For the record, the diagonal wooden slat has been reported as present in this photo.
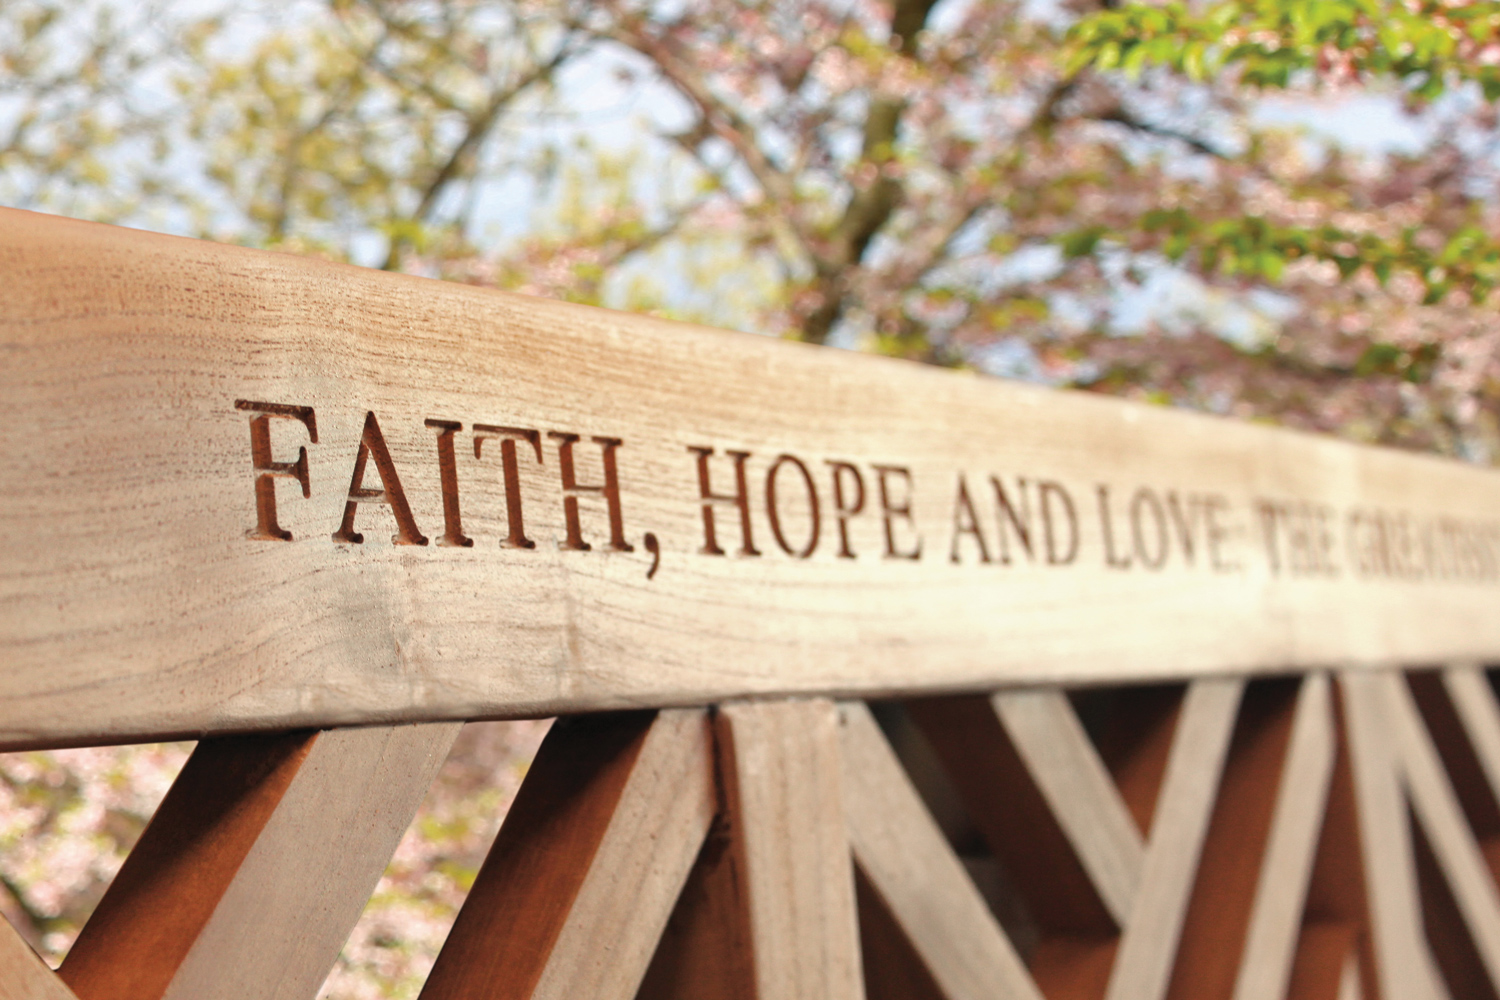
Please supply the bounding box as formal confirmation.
[1384,672,1500,990]
[1231,673,1338,1000]
[839,701,1043,1000]
[528,709,714,1000]
[1104,677,1243,1000]
[854,864,948,1000]
[1410,808,1500,1000]
[1280,683,1378,1000]
[1340,670,1450,1000]
[59,723,459,1000]
[421,708,714,1000]
[1440,665,1500,833]
[164,723,459,1000]
[1,916,78,1000]
[1166,678,1310,1000]
[1404,669,1500,997]
[906,693,1119,946]
[1336,951,1364,1000]
[715,699,864,1000]
[635,817,757,1000]
[993,689,1144,928]
[1408,670,1500,882]
[60,731,316,999]
[907,688,1179,1000]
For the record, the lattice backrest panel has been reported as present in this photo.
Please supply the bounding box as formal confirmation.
[7,672,1500,1000]
[4,210,1500,999]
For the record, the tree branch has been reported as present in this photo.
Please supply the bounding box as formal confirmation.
[1096,106,1230,159]
[382,32,586,270]
[608,18,815,269]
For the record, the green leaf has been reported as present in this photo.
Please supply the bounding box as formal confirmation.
[1060,225,1110,257]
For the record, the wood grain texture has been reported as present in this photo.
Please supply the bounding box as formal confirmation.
[421,709,712,1000]
[1406,670,1500,878]
[4,209,1500,745]
[1232,674,1338,1000]
[528,709,715,1000]
[60,731,318,1000]
[635,819,757,1000]
[839,701,1042,1000]
[0,918,77,1000]
[853,866,948,1000]
[160,723,459,1000]
[1105,678,1243,1000]
[59,723,457,1000]
[1410,811,1500,1000]
[716,699,864,1000]
[1280,682,1377,1000]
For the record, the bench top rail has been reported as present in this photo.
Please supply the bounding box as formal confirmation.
[2,207,1498,749]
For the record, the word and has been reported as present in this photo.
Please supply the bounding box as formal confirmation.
[237,400,1500,585]
[947,477,1238,573]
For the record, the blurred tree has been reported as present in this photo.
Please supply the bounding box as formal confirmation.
[3,0,597,257]
[9,0,1499,455]
[579,0,1500,457]
[0,2,180,221]
[181,0,592,264]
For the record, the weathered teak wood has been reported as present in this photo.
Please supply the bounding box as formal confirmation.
[1106,678,1242,1000]
[421,709,714,1000]
[1439,664,1500,851]
[4,209,1500,747]
[839,701,1042,1000]
[59,723,458,1000]
[908,691,1125,998]
[994,689,1144,928]
[0,918,77,1000]
[635,815,756,1000]
[1231,674,1338,1000]
[715,699,865,1000]
[7,208,1500,1000]
[1166,679,1305,1000]
[907,693,1121,937]
[1385,673,1500,994]
[1282,684,1379,1000]
[905,680,1247,1000]
[1341,671,1450,1000]
[852,868,948,1000]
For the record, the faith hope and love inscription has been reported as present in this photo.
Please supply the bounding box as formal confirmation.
[238,399,1500,587]
[17,209,1500,749]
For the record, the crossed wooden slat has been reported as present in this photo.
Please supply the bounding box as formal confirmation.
[7,669,1500,1000]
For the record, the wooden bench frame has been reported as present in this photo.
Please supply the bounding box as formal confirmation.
[3,208,1499,999]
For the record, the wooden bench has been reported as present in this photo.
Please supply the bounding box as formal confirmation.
[2,206,1499,1000]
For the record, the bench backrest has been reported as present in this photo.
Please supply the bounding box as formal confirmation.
[2,208,1499,1000]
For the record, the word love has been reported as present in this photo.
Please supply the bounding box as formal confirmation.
[237,399,1500,587]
